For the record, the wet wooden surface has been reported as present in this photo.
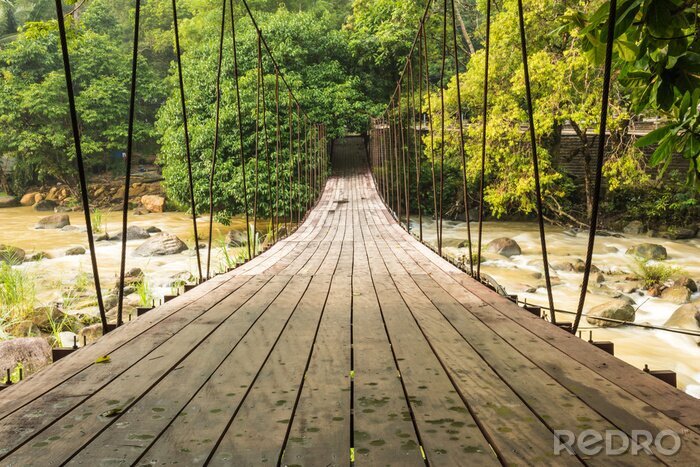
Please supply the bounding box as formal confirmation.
[1,138,699,466]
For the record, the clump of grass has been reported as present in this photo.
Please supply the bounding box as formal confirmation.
[135,276,154,307]
[91,208,105,234]
[45,309,77,348]
[631,258,684,289]
[0,258,37,323]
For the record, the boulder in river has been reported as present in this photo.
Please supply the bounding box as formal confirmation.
[111,225,150,241]
[146,226,162,234]
[133,233,188,256]
[664,303,700,331]
[0,245,25,264]
[623,220,646,235]
[573,259,599,273]
[33,199,58,212]
[25,251,50,262]
[673,277,697,293]
[20,192,38,206]
[660,285,691,304]
[140,195,165,213]
[586,299,636,327]
[0,195,19,208]
[660,226,697,240]
[35,213,70,229]
[65,246,86,256]
[486,237,521,257]
[625,243,667,261]
[0,337,52,374]
[226,230,248,247]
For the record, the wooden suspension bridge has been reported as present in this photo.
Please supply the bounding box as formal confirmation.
[0,138,698,466]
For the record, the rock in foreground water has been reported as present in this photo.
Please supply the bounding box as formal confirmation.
[133,233,188,256]
[625,243,667,260]
[660,285,691,304]
[586,299,636,327]
[486,237,521,257]
[0,195,19,208]
[35,213,70,229]
[111,225,150,241]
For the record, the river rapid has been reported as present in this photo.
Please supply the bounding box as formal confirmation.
[416,219,700,397]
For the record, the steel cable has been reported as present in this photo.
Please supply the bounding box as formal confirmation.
[171,0,203,282]
[572,0,619,334]
[116,0,142,326]
[205,0,227,280]
[476,0,491,280]
[54,0,108,334]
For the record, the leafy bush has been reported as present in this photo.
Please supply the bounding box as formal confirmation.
[0,260,36,323]
[631,258,684,289]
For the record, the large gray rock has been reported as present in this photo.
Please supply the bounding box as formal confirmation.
[586,299,636,327]
[674,277,697,293]
[660,285,691,304]
[660,226,697,240]
[0,195,19,208]
[0,245,25,264]
[664,303,700,331]
[133,233,188,256]
[0,337,52,375]
[111,225,150,241]
[33,199,58,212]
[226,230,248,247]
[35,213,70,229]
[623,220,645,235]
[625,243,667,261]
[486,237,521,257]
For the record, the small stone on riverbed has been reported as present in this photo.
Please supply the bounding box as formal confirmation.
[133,233,188,256]
[625,243,667,261]
[65,246,86,256]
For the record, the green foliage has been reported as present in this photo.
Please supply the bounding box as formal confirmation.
[156,6,371,222]
[0,2,166,193]
[91,208,104,233]
[631,257,684,288]
[0,260,36,323]
[569,0,700,188]
[135,276,154,308]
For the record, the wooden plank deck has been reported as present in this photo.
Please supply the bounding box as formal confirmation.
[1,137,699,466]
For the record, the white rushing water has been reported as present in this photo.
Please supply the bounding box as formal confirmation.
[416,218,700,397]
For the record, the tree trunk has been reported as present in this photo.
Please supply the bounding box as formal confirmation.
[455,3,476,55]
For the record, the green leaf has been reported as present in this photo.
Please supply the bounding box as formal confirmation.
[636,124,674,148]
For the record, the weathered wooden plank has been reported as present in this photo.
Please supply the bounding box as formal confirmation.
[135,274,312,465]
[210,274,335,465]
[281,272,352,466]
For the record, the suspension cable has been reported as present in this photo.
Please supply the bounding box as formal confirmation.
[228,0,251,261]
[438,0,448,256]
[54,0,108,334]
[572,0,619,334]
[258,34,273,246]
[205,0,227,280]
[416,25,424,242]
[116,0,142,326]
[422,26,440,254]
[516,0,556,323]
[274,69,281,242]
[476,0,491,280]
[171,0,203,282]
[450,0,473,276]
